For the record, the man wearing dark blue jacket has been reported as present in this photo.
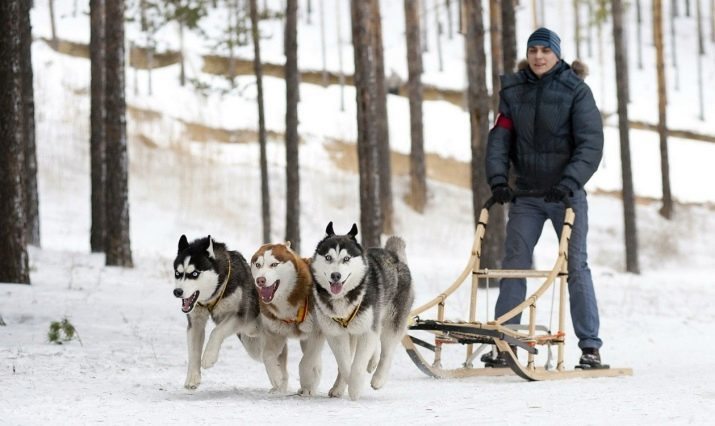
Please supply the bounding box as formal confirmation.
[484,27,607,369]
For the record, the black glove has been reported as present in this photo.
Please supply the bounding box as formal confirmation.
[544,184,571,203]
[491,184,514,204]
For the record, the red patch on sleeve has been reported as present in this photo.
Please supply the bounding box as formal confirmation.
[492,113,513,132]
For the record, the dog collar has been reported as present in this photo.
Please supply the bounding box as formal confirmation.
[281,296,309,325]
[199,253,231,312]
[332,300,362,328]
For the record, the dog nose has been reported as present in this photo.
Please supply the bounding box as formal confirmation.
[173,288,183,298]
[256,277,266,287]
[330,272,341,282]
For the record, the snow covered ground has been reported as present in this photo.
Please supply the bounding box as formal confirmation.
[2,1,715,424]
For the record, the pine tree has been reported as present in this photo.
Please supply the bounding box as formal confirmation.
[90,0,106,253]
[285,0,301,252]
[612,0,639,273]
[0,0,30,284]
[104,0,133,266]
[404,0,427,213]
[653,0,674,219]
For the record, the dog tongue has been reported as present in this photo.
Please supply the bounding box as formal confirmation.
[260,283,277,303]
[181,298,192,312]
[330,282,343,295]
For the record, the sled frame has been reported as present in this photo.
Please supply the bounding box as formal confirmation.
[402,194,633,381]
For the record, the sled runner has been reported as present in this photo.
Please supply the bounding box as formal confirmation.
[402,192,632,381]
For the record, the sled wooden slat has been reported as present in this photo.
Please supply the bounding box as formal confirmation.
[402,197,633,382]
[473,269,566,279]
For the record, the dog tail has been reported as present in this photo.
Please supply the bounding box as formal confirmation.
[385,236,407,264]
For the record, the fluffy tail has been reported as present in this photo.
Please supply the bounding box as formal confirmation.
[385,236,407,264]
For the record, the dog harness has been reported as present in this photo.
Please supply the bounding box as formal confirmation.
[332,300,362,328]
[281,296,309,325]
[199,253,231,312]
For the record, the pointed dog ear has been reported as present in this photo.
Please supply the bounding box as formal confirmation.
[348,223,358,239]
[206,235,215,259]
[178,235,189,253]
[325,221,335,236]
[285,241,292,249]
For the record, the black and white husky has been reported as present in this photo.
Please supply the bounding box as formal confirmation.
[310,222,414,400]
[173,235,262,389]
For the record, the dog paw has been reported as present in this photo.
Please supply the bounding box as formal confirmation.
[348,387,363,401]
[328,385,345,398]
[297,387,316,397]
[201,348,219,369]
[268,385,287,394]
[370,373,386,390]
[184,371,201,390]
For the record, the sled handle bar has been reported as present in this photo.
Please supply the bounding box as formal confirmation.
[483,189,573,210]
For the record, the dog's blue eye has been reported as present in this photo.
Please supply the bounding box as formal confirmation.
[325,255,332,262]
[191,271,199,278]
[175,271,180,278]
[343,256,350,263]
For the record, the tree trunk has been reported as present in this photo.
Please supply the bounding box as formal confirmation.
[90,0,106,253]
[49,0,58,48]
[351,0,382,248]
[685,0,691,17]
[320,0,327,86]
[672,0,679,16]
[531,0,538,28]
[501,0,516,73]
[285,0,301,251]
[653,0,673,219]
[20,0,39,247]
[696,0,705,121]
[612,0,639,274]
[0,0,30,284]
[104,0,133,267]
[574,0,582,59]
[670,0,679,91]
[446,0,454,39]
[404,0,427,213]
[179,20,186,86]
[371,0,393,234]
[636,0,643,69]
[337,0,345,111]
[434,0,444,71]
[464,0,504,270]
[489,0,502,118]
[421,0,429,52]
[250,0,271,244]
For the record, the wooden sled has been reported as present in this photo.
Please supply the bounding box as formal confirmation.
[403,193,633,381]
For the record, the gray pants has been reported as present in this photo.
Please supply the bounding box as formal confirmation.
[494,190,602,350]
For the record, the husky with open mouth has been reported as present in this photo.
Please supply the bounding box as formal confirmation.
[310,222,414,400]
[250,242,325,395]
[173,235,262,390]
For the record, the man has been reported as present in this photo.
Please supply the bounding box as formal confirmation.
[484,27,607,369]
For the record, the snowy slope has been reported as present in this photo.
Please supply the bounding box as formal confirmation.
[2,1,715,424]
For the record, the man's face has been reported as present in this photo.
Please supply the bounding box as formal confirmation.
[527,45,559,77]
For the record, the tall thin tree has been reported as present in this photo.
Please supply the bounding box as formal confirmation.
[404,0,427,213]
[90,0,106,253]
[670,0,680,91]
[636,0,643,70]
[489,0,502,117]
[653,0,673,218]
[696,0,705,121]
[337,0,346,111]
[371,0,393,234]
[501,0,516,73]
[20,0,39,247]
[49,0,58,48]
[285,0,301,251]
[464,0,504,269]
[574,0,582,58]
[104,0,133,266]
[250,0,271,244]
[612,0,639,273]
[351,0,382,248]
[0,0,30,284]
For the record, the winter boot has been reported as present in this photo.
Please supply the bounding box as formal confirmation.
[576,347,610,369]
[481,345,516,368]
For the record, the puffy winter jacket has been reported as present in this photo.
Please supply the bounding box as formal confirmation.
[486,59,603,193]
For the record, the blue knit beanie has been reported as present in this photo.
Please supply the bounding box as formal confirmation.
[527,27,561,58]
